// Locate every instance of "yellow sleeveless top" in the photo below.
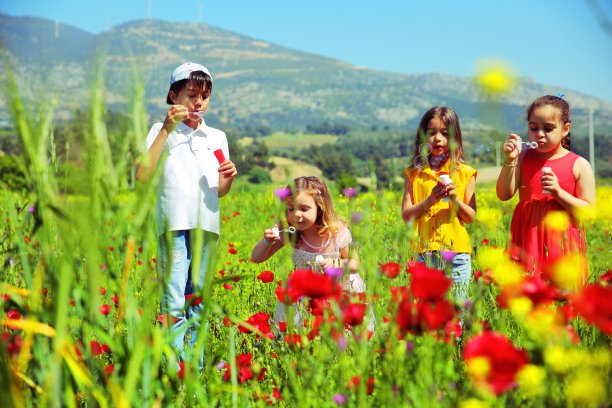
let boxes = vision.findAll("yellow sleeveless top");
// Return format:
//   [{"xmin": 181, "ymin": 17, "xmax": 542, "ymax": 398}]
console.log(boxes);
[{"xmin": 404, "ymin": 160, "xmax": 477, "ymax": 253}]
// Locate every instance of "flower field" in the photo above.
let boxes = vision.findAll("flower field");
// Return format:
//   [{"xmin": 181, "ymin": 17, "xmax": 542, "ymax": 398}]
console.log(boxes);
[
  {"xmin": 1, "ymin": 70, "xmax": 611, "ymax": 407},
  {"xmin": 1, "ymin": 175, "xmax": 611, "ymax": 406}
]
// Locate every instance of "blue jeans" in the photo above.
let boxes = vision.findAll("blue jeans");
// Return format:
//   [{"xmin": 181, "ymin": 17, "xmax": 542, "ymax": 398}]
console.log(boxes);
[
  {"xmin": 417, "ymin": 252, "xmax": 471, "ymax": 302},
  {"xmin": 158, "ymin": 230, "xmax": 217, "ymax": 369}
]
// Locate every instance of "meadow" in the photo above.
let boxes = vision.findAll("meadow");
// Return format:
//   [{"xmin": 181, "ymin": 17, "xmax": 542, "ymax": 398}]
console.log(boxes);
[{"xmin": 1, "ymin": 66, "xmax": 611, "ymax": 407}]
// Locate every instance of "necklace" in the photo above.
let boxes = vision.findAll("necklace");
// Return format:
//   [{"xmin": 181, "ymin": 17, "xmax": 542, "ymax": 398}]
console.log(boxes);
[{"xmin": 300, "ymin": 232, "xmax": 331, "ymax": 250}]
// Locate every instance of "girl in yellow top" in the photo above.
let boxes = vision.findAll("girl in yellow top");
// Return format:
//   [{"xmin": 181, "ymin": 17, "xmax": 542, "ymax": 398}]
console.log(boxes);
[{"xmin": 401, "ymin": 106, "xmax": 477, "ymax": 300}]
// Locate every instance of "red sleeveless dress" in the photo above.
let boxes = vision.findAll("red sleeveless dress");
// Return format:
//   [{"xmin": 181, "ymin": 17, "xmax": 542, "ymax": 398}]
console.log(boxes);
[{"xmin": 509, "ymin": 149, "xmax": 587, "ymax": 278}]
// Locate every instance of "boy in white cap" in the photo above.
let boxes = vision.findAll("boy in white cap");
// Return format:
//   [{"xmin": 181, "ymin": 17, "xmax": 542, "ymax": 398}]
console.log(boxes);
[{"xmin": 136, "ymin": 62, "xmax": 237, "ymax": 370}]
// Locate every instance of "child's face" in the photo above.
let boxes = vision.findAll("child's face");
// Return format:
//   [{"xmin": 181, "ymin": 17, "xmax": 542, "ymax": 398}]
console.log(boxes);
[
  {"xmin": 286, "ymin": 192, "xmax": 319, "ymax": 232},
  {"xmin": 426, "ymin": 117, "xmax": 449, "ymax": 157},
  {"xmin": 169, "ymin": 82, "xmax": 211, "ymax": 116},
  {"xmin": 528, "ymin": 105, "xmax": 570, "ymax": 153}
]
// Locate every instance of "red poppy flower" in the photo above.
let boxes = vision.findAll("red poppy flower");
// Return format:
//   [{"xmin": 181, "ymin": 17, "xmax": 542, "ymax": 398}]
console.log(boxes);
[
  {"xmin": 90, "ymin": 340, "xmax": 103, "ymax": 356},
  {"xmin": 223, "ymin": 283, "xmax": 233, "ymax": 290},
  {"xmin": 408, "ymin": 263, "xmax": 451, "ymax": 301},
  {"xmin": 571, "ymin": 284, "xmax": 612, "ymax": 335},
  {"xmin": 418, "ymin": 299, "xmax": 455, "ymax": 331},
  {"xmin": 228, "ymin": 248, "xmax": 238, "ymax": 255},
  {"xmin": 287, "ymin": 269, "xmax": 340, "ymax": 301},
  {"xmin": 99, "ymin": 304, "xmax": 111, "ymax": 315},
  {"xmin": 520, "ymin": 276, "xmax": 562, "ymax": 306},
  {"xmin": 342, "ymin": 303, "xmax": 366, "ymax": 326},
  {"xmin": 278, "ymin": 321, "xmax": 287, "ymax": 332},
  {"xmin": 380, "ymin": 262, "xmax": 401, "ymax": 278},
  {"xmin": 599, "ymin": 269, "xmax": 612, "ymax": 284},
  {"xmin": 396, "ymin": 299, "xmax": 419, "ymax": 333},
  {"xmin": 257, "ymin": 270, "xmax": 275, "ymax": 283},
  {"xmin": 464, "ymin": 331, "xmax": 529, "ymax": 395},
  {"xmin": 100, "ymin": 287, "xmax": 107, "ymax": 295},
  {"xmin": 111, "ymin": 294, "xmax": 119, "ymax": 307},
  {"xmin": 275, "ymin": 283, "xmax": 301, "ymax": 304},
  {"xmin": 238, "ymin": 312, "xmax": 273, "ymax": 338},
  {"xmin": 105, "ymin": 364, "xmax": 115, "ymax": 376},
  {"xmin": 284, "ymin": 333, "xmax": 302, "ymax": 347}
]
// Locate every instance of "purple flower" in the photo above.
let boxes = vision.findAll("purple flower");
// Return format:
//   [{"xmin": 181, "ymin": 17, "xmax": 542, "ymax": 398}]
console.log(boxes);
[
  {"xmin": 441, "ymin": 251, "xmax": 456, "ymax": 263},
  {"xmin": 336, "ymin": 336, "xmax": 347, "ymax": 351},
  {"xmin": 350, "ymin": 212, "xmax": 363, "ymax": 224},
  {"xmin": 406, "ymin": 341, "xmax": 414, "ymax": 353},
  {"xmin": 274, "ymin": 187, "xmax": 292, "ymax": 200},
  {"xmin": 27, "ymin": 206, "xmax": 36, "ymax": 214},
  {"xmin": 8, "ymin": 257, "xmax": 14, "ymax": 267},
  {"xmin": 324, "ymin": 267, "xmax": 343, "ymax": 280},
  {"xmin": 342, "ymin": 187, "xmax": 357, "ymax": 198},
  {"xmin": 333, "ymin": 394, "xmax": 347, "ymax": 405},
  {"xmin": 216, "ymin": 360, "xmax": 226, "ymax": 370}
]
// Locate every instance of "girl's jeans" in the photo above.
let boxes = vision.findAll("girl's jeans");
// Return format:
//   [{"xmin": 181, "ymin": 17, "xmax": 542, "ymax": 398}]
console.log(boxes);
[
  {"xmin": 417, "ymin": 252, "xmax": 471, "ymax": 302},
  {"xmin": 158, "ymin": 229, "xmax": 218, "ymax": 369}
]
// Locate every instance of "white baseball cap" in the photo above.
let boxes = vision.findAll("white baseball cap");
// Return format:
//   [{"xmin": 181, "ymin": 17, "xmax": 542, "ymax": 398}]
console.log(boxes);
[
  {"xmin": 169, "ymin": 62, "xmax": 213, "ymax": 85},
  {"xmin": 166, "ymin": 62, "xmax": 213, "ymax": 104}
]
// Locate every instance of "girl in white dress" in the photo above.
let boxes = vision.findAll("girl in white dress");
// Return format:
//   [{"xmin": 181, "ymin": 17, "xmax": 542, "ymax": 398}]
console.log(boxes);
[{"xmin": 251, "ymin": 176, "xmax": 374, "ymax": 332}]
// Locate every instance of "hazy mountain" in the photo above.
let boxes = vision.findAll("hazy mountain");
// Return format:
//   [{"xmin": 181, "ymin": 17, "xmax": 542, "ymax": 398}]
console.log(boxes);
[{"xmin": 1, "ymin": 13, "xmax": 611, "ymax": 135}]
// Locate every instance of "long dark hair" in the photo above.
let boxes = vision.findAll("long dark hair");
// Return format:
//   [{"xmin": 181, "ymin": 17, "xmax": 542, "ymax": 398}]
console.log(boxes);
[
  {"xmin": 408, "ymin": 106, "xmax": 465, "ymax": 169},
  {"xmin": 527, "ymin": 95, "xmax": 571, "ymax": 149}
]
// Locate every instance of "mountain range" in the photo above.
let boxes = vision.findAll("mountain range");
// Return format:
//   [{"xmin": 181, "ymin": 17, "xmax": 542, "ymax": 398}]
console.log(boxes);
[{"xmin": 1, "ymin": 13, "xmax": 612, "ymax": 135}]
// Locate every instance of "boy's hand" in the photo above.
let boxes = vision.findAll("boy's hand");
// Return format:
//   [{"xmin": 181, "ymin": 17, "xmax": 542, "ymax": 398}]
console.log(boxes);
[
  {"xmin": 503, "ymin": 133, "xmax": 522, "ymax": 163},
  {"xmin": 218, "ymin": 160, "xmax": 237, "ymax": 178},
  {"xmin": 163, "ymin": 105, "xmax": 190, "ymax": 131}
]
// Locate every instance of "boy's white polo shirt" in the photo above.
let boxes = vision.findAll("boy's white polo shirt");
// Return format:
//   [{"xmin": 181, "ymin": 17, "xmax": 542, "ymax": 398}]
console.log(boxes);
[{"xmin": 145, "ymin": 119, "xmax": 230, "ymax": 236}]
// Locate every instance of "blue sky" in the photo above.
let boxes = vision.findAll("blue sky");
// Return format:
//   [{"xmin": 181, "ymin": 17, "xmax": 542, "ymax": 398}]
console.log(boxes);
[{"xmin": 2, "ymin": 0, "xmax": 611, "ymax": 102}]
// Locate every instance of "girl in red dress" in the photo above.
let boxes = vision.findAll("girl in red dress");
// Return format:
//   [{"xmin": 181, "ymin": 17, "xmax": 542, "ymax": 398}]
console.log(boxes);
[{"xmin": 496, "ymin": 95, "xmax": 596, "ymax": 282}]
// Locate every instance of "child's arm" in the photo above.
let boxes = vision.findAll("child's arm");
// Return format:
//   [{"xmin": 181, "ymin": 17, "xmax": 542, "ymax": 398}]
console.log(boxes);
[
  {"xmin": 401, "ymin": 175, "xmax": 446, "ymax": 221},
  {"xmin": 218, "ymin": 160, "xmax": 237, "ymax": 197},
  {"xmin": 447, "ymin": 174, "xmax": 477, "ymax": 224},
  {"xmin": 135, "ymin": 105, "xmax": 190, "ymax": 182},
  {"xmin": 496, "ymin": 133, "xmax": 522, "ymax": 201},
  {"xmin": 542, "ymin": 157, "xmax": 596, "ymax": 212},
  {"xmin": 251, "ymin": 225, "xmax": 284, "ymax": 263}
]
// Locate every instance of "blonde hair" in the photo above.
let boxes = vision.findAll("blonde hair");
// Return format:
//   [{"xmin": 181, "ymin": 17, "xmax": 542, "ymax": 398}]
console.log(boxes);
[{"xmin": 288, "ymin": 176, "xmax": 344, "ymax": 240}]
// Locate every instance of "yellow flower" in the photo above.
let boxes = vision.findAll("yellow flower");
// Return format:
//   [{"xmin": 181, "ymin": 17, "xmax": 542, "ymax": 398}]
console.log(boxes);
[
  {"xmin": 544, "ymin": 345, "xmax": 571, "ymax": 374},
  {"xmin": 567, "ymin": 370, "xmax": 605, "ymax": 407},
  {"xmin": 488, "ymin": 262, "xmax": 525, "ymax": 287},
  {"xmin": 476, "ymin": 58, "xmax": 517, "ymax": 95},
  {"xmin": 524, "ymin": 306, "xmax": 563, "ymax": 342},
  {"xmin": 517, "ymin": 364, "xmax": 546, "ymax": 397},
  {"xmin": 573, "ymin": 205, "xmax": 596, "ymax": 224},
  {"xmin": 509, "ymin": 296, "xmax": 533, "ymax": 320},
  {"xmin": 467, "ymin": 356, "xmax": 491, "ymax": 380},
  {"xmin": 476, "ymin": 207, "xmax": 502, "ymax": 232},
  {"xmin": 460, "ymin": 398, "xmax": 489, "ymax": 408},
  {"xmin": 476, "ymin": 247, "xmax": 506, "ymax": 271},
  {"xmin": 542, "ymin": 211, "xmax": 570, "ymax": 232},
  {"xmin": 550, "ymin": 254, "xmax": 586, "ymax": 291},
  {"xmin": 591, "ymin": 348, "xmax": 611, "ymax": 369}
]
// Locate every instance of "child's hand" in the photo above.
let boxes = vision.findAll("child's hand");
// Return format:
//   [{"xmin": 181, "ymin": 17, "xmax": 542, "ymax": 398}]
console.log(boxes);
[
  {"xmin": 263, "ymin": 225, "xmax": 280, "ymax": 244},
  {"xmin": 218, "ymin": 159, "xmax": 238, "ymax": 179},
  {"xmin": 446, "ymin": 182, "xmax": 458, "ymax": 202},
  {"xmin": 163, "ymin": 105, "xmax": 190, "ymax": 131},
  {"xmin": 427, "ymin": 182, "xmax": 448, "ymax": 204},
  {"xmin": 541, "ymin": 169, "xmax": 561, "ymax": 196},
  {"xmin": 503, "ymin": 133, "xmax": 522, "ymax": 163},
  {"xmin": 320, "ymin": 257, "xmax": 341, "ymax": 270}
]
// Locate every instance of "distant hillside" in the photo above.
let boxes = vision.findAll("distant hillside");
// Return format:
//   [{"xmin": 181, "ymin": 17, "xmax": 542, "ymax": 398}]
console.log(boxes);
[{"xmin": 1, "ymin": 13, "xmax": 612, "ymax": 135}]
